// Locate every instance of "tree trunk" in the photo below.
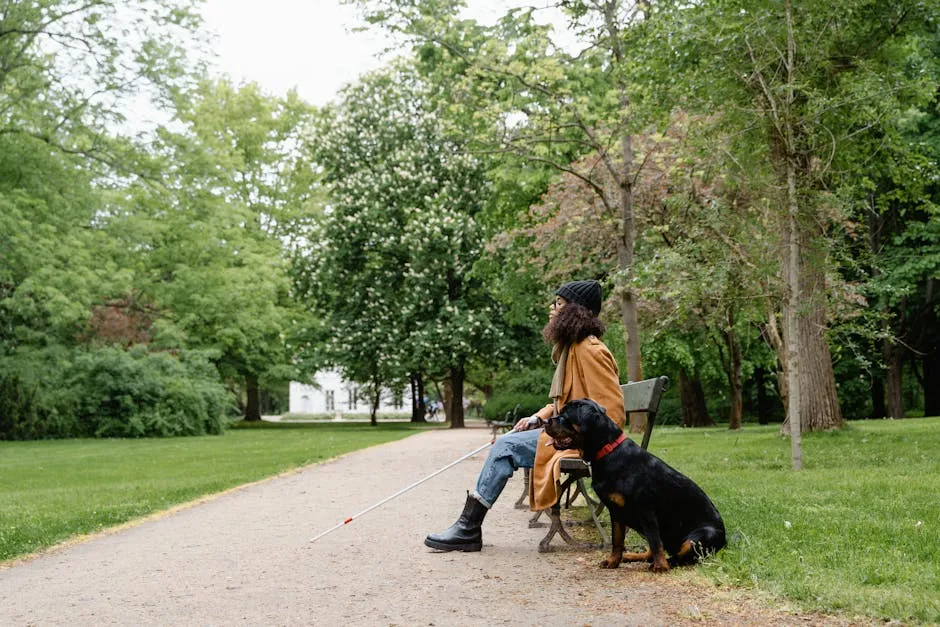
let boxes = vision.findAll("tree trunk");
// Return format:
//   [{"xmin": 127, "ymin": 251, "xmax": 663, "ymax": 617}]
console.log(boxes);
[
  {"xmin": 602, "ymin": 0, "xmax": 644, "ymax": 435},
  {"xmin": 447, "ymin": 364, "xmax": 466, "ymax": 428},
  {"xmin": 871, "ymin": 376, "xmax": 886, "ymax": 419},
  {"xmin": 754, "ymin": 367, "xmax": 772, "ymax": 424},
  {"xmin": 777, "ymin": 0, "xmax": 841, "ymax": 449},
  {"xmin": 411, "ymin": 373, "xmax": 427, "ymax": 423},
  {"xmin": 615, "ymin": 122, "xmax": 646, "ymax": 434},
  {"xmin": 244, "ymin": 373, "xmax": 261, "ymax": 421},
  {"xmin": 885, "ymin": 339, "xmax": 904, "ymax": 419},
  {"xmin": 369, "ymin": 375, "xmax": 380, "ymax": 426},
  {"xmin": 779, "ymin": 0, "xmax": 803, "ymax": 470},
  {"xmin": 923, "ymin": 349, "xmax": 940, "ymax": 417},
  {"xmin": 778, "ymin": 202, "xmax": 844, "ymax": 437},
  {"xmin": 679, "ymin": 371, "xmax": 714, "ymax": 427},
  {"xmin": 724, "ymin": 320, "xmax": 743, "ymax": 430}
]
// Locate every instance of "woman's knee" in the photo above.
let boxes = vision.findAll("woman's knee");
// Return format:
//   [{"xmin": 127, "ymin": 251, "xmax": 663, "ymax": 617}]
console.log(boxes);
[{"xmin": 490, "ymin": 431, "xmax": 537, "ymax": 468}]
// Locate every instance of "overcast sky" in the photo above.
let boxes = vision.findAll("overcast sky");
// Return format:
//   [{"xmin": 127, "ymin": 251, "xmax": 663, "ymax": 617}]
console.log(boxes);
[{"xmin": 199, "ymin": 0, "xmax": 565, "ymax": 106}]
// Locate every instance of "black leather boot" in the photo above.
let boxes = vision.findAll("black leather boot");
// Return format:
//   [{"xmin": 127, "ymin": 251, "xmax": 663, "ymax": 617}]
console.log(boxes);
[{"xmin": 424, "ymin": 493, "xmax": 489, "ymax": 552}]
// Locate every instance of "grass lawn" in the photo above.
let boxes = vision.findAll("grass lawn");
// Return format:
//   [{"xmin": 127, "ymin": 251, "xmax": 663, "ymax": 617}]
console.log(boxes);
[
  {"xmin": 0, "ymin": 420, "xmax": 439, "ymax": 564},
  {"xmin": 634, "ymin": 417, "xmax": 939, "ymax": 623}
]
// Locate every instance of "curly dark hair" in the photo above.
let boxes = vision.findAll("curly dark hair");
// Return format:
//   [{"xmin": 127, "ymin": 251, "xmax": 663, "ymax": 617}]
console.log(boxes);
[{"xmin": 542, "ymin": 302, "xmax": 606, "ymax": 345}]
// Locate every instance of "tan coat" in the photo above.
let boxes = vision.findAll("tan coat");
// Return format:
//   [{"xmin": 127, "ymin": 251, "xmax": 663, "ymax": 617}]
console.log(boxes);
[{"xmin": 529, "ymin": 336, "xmax": 625, "ymax": 511}]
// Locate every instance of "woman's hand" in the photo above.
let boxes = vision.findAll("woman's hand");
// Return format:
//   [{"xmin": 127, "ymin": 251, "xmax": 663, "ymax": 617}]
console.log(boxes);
[{"xmin": 512, "ymin": 415, "xmax": 542, "ymax": 432}]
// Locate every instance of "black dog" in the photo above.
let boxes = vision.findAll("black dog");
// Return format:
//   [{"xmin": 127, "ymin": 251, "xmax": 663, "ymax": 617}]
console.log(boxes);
[{"xmin": 545, "ymin": 399, "xmax": 726, "ymax": 571}]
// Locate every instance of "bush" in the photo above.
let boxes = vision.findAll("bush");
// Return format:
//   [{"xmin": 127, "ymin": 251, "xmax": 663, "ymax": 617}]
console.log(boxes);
[
  {"xmin": 482, "ymin": 367, "xmax": 554, "ymax": 421},
  {"xmin": 1, "ymin": 347, "xmax": 234, "ymax": 439},
  {"xmin": 60, "ymin": 347, "xmax": 234, "ymax": 437},
  {"xmin": 0, "ymin": 373, "xmax": 41, "ymax": 440},
  {"xmin": 652, "ymin": 391, "xmax": 682, "ymax": 426},
  {"xmin": 0, "ymin": 370, "xmax": 77, "ymax": 440}
]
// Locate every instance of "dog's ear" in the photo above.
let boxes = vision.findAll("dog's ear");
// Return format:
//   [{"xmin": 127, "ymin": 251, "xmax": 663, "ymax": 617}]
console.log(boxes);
[{"xmin": 575, "ymin": 399, "xmax": 607, "ymax": 429}]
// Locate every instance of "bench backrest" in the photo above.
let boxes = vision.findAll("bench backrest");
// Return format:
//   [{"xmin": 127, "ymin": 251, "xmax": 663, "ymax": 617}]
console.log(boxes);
[{"xmin": 620, "ymin": 376, "xmax": 669, "ymax": 450}]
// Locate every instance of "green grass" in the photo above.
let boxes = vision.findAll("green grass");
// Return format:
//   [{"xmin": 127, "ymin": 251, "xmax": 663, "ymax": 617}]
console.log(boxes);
[
  {"xmin": 635, "ymin": 418, "xmax": 939, "ymax": 623},
  {"xmin": 0, "ymin": 420, "xmax": 438, "ymax": 563}
]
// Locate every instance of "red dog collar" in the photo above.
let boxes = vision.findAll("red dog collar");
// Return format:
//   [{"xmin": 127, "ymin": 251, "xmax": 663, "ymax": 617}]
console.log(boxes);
[{"xmin": 594, "ymin": 432, "xmax": 626, "ymax": 461}]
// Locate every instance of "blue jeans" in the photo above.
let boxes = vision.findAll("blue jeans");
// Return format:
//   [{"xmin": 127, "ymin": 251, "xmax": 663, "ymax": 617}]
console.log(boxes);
[{"xmin": 471, "ymin": 428, "xmax": 540, "ymax": 508}]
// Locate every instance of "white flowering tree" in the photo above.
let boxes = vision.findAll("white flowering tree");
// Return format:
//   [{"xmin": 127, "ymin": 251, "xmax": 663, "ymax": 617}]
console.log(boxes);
[{"xmin": 295, "ymin": 63, "xmax": 509, "ymax": 427}]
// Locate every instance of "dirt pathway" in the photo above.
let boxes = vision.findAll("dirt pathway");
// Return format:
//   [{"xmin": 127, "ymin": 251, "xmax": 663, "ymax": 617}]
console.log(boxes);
[{"xmin": 1, "ymin": 426, "xmax": 868, "ymax": 626}]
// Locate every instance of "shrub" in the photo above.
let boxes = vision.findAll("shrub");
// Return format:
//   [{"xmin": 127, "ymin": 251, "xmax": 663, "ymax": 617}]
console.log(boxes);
[
  {"xmin": 1, "ymin": 347, "xmax": 234, "ymax": 439},
  {"xmin": 482, "ymin": 367, "xmax": 554, "ymax": 421},
  {"xmin": 0, "ymin": 373, "xmax": 41, "ymax": 440},
  {"xmin": 0, "ymin": 370, "xmax": 77, "ymax": 440},
  {"xmin": 60, "ymin": 346, "xmax": 234, "ymax": 437}
]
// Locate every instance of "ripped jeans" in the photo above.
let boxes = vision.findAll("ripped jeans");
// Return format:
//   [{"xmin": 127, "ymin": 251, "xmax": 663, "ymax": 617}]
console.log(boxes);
[{"xmin": 471, "ymin": 428, "xmax": 540, "ymax": 508}]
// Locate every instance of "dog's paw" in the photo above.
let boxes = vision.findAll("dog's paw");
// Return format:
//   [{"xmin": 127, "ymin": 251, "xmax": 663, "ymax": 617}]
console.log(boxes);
[
  {"xmin": 650, "ymin": 560, "xmax": 670, "ymax": 573},
  {"xmin": 599, "ymin": 558, "xmax": 622, "ymax": 569}
]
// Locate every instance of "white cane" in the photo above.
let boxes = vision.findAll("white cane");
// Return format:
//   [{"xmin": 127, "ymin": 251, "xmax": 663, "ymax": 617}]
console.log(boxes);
[{"xmin": 309, "ymin": 440, "xmax": 494, "ymax": 544}]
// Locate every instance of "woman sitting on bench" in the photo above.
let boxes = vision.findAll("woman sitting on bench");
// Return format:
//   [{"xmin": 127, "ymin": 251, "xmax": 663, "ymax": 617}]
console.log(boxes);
[{"xmin": 424, "ymin": 280, "xmax": 626, "ymax": 552}]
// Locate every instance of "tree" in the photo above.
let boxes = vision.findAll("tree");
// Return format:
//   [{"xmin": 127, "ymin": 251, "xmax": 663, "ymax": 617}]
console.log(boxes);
[
  {"xmin": 662, "ymin": 0, "xmax": 938, "ymax": 455},
  {"xmin": 0, "ymin": 0, "xmax": 202, "ymax": 169},
  {"xmin": 352, "ymin": 0, "xmax": 671, "ymax": 414},
  {"xmin": 860, "ymin": 90, "xmax": 940, "ymax": 418},
  {"xmin": 111, "ymin": 79, "xmax": 314, "ymax": 421},
  {"xmin": 0, "ymin": 0, "xmax": 203, "ymax": 383},
  {"xmin": 294, "ymin": 63, "xmax": 511, "ymax": 427}
]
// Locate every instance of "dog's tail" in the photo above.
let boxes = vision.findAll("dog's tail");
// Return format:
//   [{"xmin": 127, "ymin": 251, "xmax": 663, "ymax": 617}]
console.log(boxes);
[{"xmin": 671, "ymin": 525, "xmax": 726, "ymax": 566}]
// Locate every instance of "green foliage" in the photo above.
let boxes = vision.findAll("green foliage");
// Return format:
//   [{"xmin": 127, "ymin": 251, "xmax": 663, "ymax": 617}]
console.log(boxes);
[
  {"xmin": 0, "ymin": 133, "xmax": 113, "ymax": 352},
  {"xmin": 60, "ymin": 347, "xmax": 233, "ymax": 438},
  {"xmin": 0, "ymin": 347, "xmax": 233, "ymax": 440},
  {"xmin": 0, "ymin": 421, "xmax": 433, "ymax": 561},
  {"xmin": 293, "ymin": 62, "xmax": 514, "ymax": 404},
  {"xmin": 0, "ymin": 374, "xmax": 44, "ymax": 440},
  {"xmin": 3, "ymin": 0, "xmax": 939, "ymax": 441},
  {"xmin": 0, "ymin": 0, "xmax": 202, "ymax": 157},
  {"xmin": 481, "ymin": 367, "xmax": 553, "ymax": 420},
  {"xmin": 106, "ymin": 78, "xmax": 316, "ymax": 420}
]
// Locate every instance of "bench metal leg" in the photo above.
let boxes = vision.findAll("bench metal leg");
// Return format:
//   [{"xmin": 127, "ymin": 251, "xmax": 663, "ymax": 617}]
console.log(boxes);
[
  {"xmin": 535, "ymin": 477, "xmax": 610, "ymax": 551},
  {"xmin": 537, "ymin": 504, "xmax": 578, "ymax": 552},
  {"xmin": 537, "ymin": 477, "xmax": 599, "ymax": 552},
  {"xmin": 528, "ymin": 475, "xmax": 574, "ymax": 527},
  {"xmin": 579, "ymin": 478, "xmax": 610, "ymax": 546}
]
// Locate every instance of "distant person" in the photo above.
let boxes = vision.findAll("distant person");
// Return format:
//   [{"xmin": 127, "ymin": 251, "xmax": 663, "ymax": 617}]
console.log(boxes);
[{"xmin": 425, "ymin": 280, "xmax": 625, "ymax": 552}]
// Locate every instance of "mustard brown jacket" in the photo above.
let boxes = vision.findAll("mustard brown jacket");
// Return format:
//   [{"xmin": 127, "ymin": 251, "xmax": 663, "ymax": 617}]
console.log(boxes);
[{"xmin": 529, "ymin": 336, "xmax": 625, "ymax": 511}]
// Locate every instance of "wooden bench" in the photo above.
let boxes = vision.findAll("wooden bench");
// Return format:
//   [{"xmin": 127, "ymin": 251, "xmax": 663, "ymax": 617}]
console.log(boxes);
[
  {"xmin": 486, "ymin": 404, "xmax": 521, "ymax": 440},
  {"xmin": 535, "ymin": 376, "xmax": 670, "ymax": 552}
]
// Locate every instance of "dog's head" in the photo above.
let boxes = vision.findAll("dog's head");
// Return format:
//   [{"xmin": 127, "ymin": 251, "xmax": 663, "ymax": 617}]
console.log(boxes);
[{"xmin": 544, "ymin": 399, "xmax": 621, "ymax": 456}]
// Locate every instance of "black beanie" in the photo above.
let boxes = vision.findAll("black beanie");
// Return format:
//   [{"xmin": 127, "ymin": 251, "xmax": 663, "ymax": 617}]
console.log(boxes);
[{"xmin": 555, "ymin": 280, "xmax": 602, "ymax": 316}]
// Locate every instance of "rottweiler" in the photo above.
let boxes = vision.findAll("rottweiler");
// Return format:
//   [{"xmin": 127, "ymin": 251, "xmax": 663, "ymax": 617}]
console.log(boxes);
[{"xmin": 544, "ymin": 399, "xmax": 726, "ymax": 571}]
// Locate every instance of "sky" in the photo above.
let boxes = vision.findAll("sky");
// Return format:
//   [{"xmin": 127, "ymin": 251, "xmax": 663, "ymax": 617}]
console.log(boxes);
[
  {"xmin": 200, "ymin": 0, "xmax": 392, "ymax": 106},
  {"xmin": 199, "ymin": 0, "xmax": 566, "ymax": 106}
]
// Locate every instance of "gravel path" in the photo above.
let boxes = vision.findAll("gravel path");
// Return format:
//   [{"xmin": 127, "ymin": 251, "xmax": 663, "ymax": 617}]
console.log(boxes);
[{"xmin": 1, "ymin": 426, "xmax": 869, "ymax": 626}]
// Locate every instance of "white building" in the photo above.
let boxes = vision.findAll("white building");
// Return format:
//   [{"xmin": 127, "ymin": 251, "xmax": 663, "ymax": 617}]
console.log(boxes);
[{"xmin": 288, "ymin": 369, "xmax": 412, "ymax": 416}]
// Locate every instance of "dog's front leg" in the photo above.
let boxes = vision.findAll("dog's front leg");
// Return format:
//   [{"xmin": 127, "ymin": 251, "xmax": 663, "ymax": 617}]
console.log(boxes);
[
  {"xmin": 600, "ymin": 518, "xmax": 626, "ymax": 568},
  {"xmin": 631, "ymin": 512, "xmax": 669, "ymax": 572},
  {"xmin": 644, "ymin": 529, "xmax": 670, "ymax": 573}
]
